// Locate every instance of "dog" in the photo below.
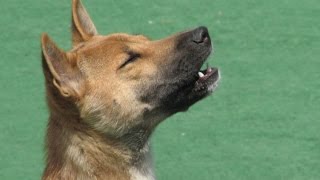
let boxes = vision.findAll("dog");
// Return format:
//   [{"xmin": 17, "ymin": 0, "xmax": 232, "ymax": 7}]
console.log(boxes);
[{"xmin": 40, "ymin": 0, "xmax": 220, "ymax": 179}]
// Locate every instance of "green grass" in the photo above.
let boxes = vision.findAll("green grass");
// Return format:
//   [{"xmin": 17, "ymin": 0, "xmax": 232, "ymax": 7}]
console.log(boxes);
[{"xmin": 1, "ymin": 0, "xmax": 320, "ymax": 179}]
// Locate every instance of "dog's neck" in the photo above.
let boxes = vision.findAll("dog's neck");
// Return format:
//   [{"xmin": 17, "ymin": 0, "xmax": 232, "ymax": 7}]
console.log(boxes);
[{"xmin": 42, "ymin": 64, "xmax": 155, "ymax": 180}]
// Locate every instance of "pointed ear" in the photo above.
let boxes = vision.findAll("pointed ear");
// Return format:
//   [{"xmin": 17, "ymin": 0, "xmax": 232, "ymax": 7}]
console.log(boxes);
[
  {"xmin": 72, "ymin": 0, "xmax": 98, "ymax": 46},
  {"xmin": 41, "ymin": 33, "xmax": 82, "ymax": 98}
]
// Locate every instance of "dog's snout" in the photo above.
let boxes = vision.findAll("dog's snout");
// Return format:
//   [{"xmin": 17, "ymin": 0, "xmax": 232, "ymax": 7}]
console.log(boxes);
[{"xmin": 192, "ymin": 26, "xmax": 210, "ymax": 44}]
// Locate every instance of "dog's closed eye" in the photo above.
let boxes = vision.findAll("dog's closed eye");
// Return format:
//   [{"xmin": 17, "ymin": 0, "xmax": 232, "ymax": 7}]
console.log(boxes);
[{"xmin": 119, "ymin": 51, "xmax": 141, "ymax": 69}]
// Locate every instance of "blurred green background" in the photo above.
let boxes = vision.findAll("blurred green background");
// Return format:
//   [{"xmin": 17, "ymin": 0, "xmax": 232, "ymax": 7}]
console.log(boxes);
[{"xmin": 1, "ymin": 0, "xmax": 320, "ymax": 179}]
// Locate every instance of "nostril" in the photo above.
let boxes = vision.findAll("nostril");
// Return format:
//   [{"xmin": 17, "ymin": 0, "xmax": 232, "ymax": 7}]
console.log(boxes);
[{"xmin": 192, "ymin": 26, "xmax": 209, "ymax": 44}]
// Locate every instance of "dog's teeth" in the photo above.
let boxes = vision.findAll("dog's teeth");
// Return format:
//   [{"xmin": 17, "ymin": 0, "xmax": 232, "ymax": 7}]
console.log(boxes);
[{"xmin": 198, "ymin": 72, "xmax": 204, "ymax": 77}]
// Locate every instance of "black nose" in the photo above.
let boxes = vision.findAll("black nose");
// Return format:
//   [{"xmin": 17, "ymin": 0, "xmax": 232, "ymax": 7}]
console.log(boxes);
[{"xmin": 192, "ymin": 26, "xmax": 210, "ymax": 44}]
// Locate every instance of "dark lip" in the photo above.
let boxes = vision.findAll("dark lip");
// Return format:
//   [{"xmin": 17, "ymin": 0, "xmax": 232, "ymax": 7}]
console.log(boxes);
[
  {"xmin": 194, "ymin": 67, "xmax": 219, "ymax": 89},
  {"xmin": 197, "ymin": 67, "xmax": 218, "ymax": 82}
]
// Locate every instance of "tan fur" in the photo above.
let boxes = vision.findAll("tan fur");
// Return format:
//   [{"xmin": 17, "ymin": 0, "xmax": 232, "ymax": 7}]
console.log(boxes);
[{"xmin": 41, "ymin": 0, "xmax": 219, "ymax": 179}]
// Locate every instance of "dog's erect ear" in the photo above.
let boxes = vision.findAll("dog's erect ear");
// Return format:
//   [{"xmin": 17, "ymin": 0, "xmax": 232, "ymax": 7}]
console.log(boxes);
[
  {"xmin": 72, "ymin": 0, "xmax": 98, "ymax": 46},
  {"xmin": 41, "ymin": 33, "xmax": 82, "ymax": 98}
]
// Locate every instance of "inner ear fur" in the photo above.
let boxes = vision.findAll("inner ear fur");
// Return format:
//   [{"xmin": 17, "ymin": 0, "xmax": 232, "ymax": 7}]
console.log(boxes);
[
  {"xmin": 41, "ymin": 33, "xmax": 82, "ymax": 98},
  {"xmin": 72, "ymin": 0, "xmax": 98, "ymax": 46}
]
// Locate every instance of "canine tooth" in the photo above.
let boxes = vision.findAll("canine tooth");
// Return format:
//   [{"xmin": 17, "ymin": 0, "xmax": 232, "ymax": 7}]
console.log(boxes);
[{"xmin": 198, "ymin": 72, "xmax": 204, "ymax": 77}]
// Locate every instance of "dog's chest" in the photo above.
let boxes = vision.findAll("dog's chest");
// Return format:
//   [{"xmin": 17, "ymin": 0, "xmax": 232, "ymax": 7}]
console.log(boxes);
[
  {"xmin": 129, "ymin": 167, "xmax": 155, "ymax": 180},
  {"xmin": 129, "ymin": 144, "xmax": 155, "ymax": 180}
]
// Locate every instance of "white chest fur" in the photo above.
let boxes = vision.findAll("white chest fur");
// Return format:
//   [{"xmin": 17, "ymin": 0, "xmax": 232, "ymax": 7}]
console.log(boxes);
[
  {"xmin": 129, "ymin": 166, "xmax": 155, "ymax": 180},
  {"xmin": 129, "ymin": 143, "xmax": 155, "ymax": 180}
]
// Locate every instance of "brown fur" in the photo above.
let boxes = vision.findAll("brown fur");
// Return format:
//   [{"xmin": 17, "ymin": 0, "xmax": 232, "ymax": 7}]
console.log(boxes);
[{"xmin": 41, "ymin": 0, "xmax": 219, "ymax": 179}]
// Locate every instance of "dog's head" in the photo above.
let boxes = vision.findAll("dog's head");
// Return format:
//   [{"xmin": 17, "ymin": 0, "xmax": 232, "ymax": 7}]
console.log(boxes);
[{"xmin": 41, "ymin": 0, "xmax": 220, "ymax": 136}]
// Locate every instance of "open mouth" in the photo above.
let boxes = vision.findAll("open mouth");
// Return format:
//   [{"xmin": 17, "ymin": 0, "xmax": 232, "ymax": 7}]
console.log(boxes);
[{"xmin": 194, "ymin": 65, "xmax": 220, "ymax": 93}]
